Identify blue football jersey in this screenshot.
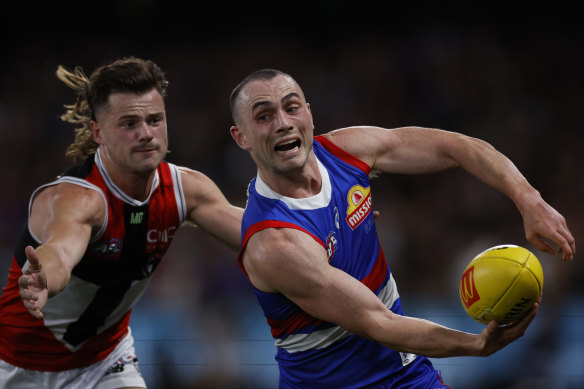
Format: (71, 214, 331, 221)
(239, 136, 448, 388)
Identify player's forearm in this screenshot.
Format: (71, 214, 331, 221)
(221, 205, 244, 251)
(366, 315, 483, 358)
(35, 245, 74, 297)
(448, 134, 537, 205)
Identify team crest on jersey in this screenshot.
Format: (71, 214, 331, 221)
(326, 232, 337, 260)
(90, 239, 122, 257)
(345, 185, 372, 230)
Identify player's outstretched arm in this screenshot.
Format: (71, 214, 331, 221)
(18, 183, 102, 318)
(180, 167, 244, 251)
(241, 227, 538, 358)
(323, 126, 575, 261)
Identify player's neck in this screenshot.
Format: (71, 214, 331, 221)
(100, 155, 156, 202)
(258, 156, 321, 199)
(111, 171, 156, 202)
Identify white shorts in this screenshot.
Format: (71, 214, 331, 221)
(0, 328, 146, 389)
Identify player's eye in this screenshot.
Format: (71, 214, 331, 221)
(257, 113, 271, 122)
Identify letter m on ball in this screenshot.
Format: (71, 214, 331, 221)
(460, 266, 480, 308)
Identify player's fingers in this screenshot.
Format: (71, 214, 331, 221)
(24, 304, 43, 320)
(20, 294, 43, 319)
(550, 230, 575, 261)
(560, 228, 576, 260)
(516, 301, 539, 329)
(18, 274, 31, 288)
(19, 283, 40, 301)
(546, 214, 575, 259)
(529, 236, 554, 256)
(485, 320, 500, 336)
(24, 245, 42, 270)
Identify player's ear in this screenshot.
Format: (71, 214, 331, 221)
(90, 120, 104, 145)
(306, 102, 314, 127)
(230, 125, 249, 150)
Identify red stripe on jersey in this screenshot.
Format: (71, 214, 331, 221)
(360, 245, 388, 293)
(238, 220, 324, 278)
(438, 372, 450, 388)
(315, 135, 371, 175)
(268, 310, 324, 338)
(252, 243, 387, 340)
(0, 258, 131, 371)
(238, 220, 327, 338)
(268, 247, 388, 338)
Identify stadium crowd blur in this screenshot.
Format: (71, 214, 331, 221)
(0, 5, 582, 388)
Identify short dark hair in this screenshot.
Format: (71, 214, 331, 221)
(87, 57, 168, 120)
(229, 68, 291, 124)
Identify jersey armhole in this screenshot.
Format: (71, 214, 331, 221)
(314, 135, 371, 175)
(28, 178, 108, 244)
(238, 220, 325, 278)
(167, 163, 188, 223)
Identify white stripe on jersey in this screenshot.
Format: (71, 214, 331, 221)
(169, 164, 187, 223)
(28, 176, 108, 244)
(276, 273, 400, 353)
(42, 275, 151, 351)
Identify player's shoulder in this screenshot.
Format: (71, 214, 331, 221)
(321, 126, 387, 154)
(174, 165, 228, 211)
(175, 165, 219, 190)
(247, 227, 315, 261)
(175, 165, 209, 180)
(30, 181, 107, 225)
(36, 180, 103, 203)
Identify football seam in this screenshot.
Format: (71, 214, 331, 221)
(475, 255, 543, 293)
(491, 269, 524, 314)
(479, 257, 540, 323)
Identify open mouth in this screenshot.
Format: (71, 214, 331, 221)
(275, 139, 301, 153)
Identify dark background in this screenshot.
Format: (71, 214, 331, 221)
(1, 2, 582, 388)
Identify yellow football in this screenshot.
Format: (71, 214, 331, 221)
(459, 244, 543, 325)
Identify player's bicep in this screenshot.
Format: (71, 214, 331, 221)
(180, 167, 243, 249)
(325, 126, 460, 174)
(29, 184, 104, 270)
(243, 228, 392, 334)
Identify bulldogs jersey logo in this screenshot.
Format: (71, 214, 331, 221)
(326, 232, 337, 261)
(345, 185, 372, 230)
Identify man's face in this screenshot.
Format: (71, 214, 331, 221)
(231, 74, 315, 177)
(92, 88, 168, 176)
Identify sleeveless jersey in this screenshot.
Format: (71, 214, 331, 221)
(0, 148, 187, 371)
(239, 136, 448, 388)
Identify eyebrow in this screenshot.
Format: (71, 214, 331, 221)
(117, 113, 141, 121)
(251, 92, 301, 113)
(118, 110, 164, 119)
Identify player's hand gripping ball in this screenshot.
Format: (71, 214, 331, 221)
(459, 244, 543, 325)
